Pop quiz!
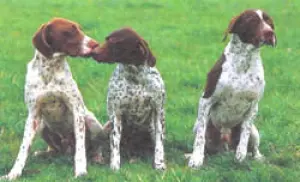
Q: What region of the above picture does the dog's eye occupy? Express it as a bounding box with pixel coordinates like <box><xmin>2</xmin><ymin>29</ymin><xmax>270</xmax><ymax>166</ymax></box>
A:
<box><xmin>62</xmin><ymin>31</ymin><xmax>72</xmax><ymax>37</ymax></box>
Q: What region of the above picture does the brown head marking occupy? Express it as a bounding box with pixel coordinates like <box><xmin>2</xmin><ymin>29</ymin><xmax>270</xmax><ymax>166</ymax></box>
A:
<box><xmin>223</xmin><ymin>9</ymin><xmax>276</xmax><ymax>47</ymax></box>
<box><xmin>32</xmin><ymin>18</ymin><xmax>99</xmax><ymax>58</ymax></box>
<box><xmin>91</xmin><ymin>27</ymin><xmax>156</xmax><ymax>67</ymax></box>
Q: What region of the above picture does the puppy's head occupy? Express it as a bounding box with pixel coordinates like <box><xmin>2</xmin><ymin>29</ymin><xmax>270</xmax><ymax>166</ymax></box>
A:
<box><xmin>33</xmin><ymin>18</ymin><xmax>99</xmax><ymax>58</ymax></box>
<box><xmin>223</xmin><ymin>9</ymin><xmax>276</xmax><ymax>47</ymax></box>
<box><xmin>91</xmin><ymin>27</ymin><xmax>156</xmax><ymax>67</ymax></box>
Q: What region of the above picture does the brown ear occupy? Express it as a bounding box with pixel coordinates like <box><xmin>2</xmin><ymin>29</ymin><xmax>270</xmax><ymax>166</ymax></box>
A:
<box><xmin>139</xmin><ymin>40</ymin><xmax>156</xmax><ymax>67</ymax></box>
<box><xmin>32</xmin><ymin>24</ymin><xmax>53</xmax><ymax>58</ymax></box>
<box><xmin>222</xmin><ymin>16</ymin><xmax>238</xmax><ymax>42</ymax></box>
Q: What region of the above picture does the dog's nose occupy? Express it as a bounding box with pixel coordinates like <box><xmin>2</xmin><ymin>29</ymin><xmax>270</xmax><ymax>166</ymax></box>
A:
<box><xmin>88</xmin><ymin>39</ymin><xmax>99</xmax><ymax>49</ymax></box>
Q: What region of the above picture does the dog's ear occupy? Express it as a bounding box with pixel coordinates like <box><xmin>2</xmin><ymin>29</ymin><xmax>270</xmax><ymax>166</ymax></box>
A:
<box><xmin>139</xmin><ymin>40</ymin><xmax>156</xmax><ymax>67</ymax></box>
<box><xmin>32</xmin><ymin>23</ymin><xmax>53</xmax><ymax>58</ymax></box>
<box><xmin>222</xmin><ymin>16</ymin><xmax>238</xmax><ymax>42</ymax></box>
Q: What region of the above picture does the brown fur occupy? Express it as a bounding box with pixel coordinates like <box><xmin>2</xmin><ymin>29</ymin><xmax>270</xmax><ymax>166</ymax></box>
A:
<box><xmin>223</xmin><ymin>9</ymin><xmax>275</xmax><ymax>47</ymax></box>
<box><xmin>203</xmin><ymin>54</ymin><xmax>226</xmax><ymax>98</ymax></box>
<box><xmin>41</xmin><ymin>122</ymin><xmax>111</xmax><ymax>156</ymax></box>
<box><xmin>91</xmin><ymin>27</ymin><xmax>156</xmax><ymax>67</ymax></box>
<box><xmin>205</xmin><ymin>122</ymin><xmax>254</xmax><ymax>154</ymax></box>
<box><xmin>33</xmin><ymin>18</ymin><xmax>98</xmax><ymax>58</ymax></box>
<box><xmin>120</xmin><ymin>123</ymin><xmax>154</xmax><ymax>158</ymax></box>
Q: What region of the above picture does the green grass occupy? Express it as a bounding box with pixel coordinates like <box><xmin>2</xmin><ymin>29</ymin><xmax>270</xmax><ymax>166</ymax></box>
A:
<box><xmin>0</xmin><ymin>0</ymin><xmax>300</xmax><ymax>181</ymax></box>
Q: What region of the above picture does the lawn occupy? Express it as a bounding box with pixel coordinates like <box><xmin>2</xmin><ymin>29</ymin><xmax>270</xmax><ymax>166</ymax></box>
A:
<box><xmin>0</xmin><ymin>0</ymin><xmax>299</xmax><ymax>181</ymax></box>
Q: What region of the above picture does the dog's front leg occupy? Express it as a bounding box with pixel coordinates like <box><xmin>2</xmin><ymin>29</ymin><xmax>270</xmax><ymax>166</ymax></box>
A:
<box><xmin>235</xmin><ymin>104</ymin><xmax>258</xmax><ymax>162</ymax></box>
<box><xmin>73</xmin><ymin>110</ymin><xmax>87</xmax><ymax>177</ymax></box>
<box><xmin>1</xmin><ymin>113</ymin><xmax>39</xmax><ymax>180</ymax></box>
<box><xmin>110</xmin><ymin>113</ymin><xmax>122</xmax><ymax>171</ymax></box>
<box><xmin>153</xmin><ymin>102</ymin><xmax>166</xmax><ymax>170</ymax></box>
<box><xmin>188</xmin><ymin>97</ymin><xmax>212</xmax><ymax>169</ymax></box>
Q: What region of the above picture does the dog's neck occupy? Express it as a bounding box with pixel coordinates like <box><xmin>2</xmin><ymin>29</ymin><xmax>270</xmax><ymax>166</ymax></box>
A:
<box><xmin>33</xmin><ymin>50</ymin><xmax>70</xmax><ymax>84</ymax></box>
<box><xmin>224</xmin><ymin>34</ymin><xmax>261</xmax><ymax>73</ymax></box>
<box><xmin>117</xmin><ymin>63</ymin><xmax>150</xmax><ymax>84</ymax></box>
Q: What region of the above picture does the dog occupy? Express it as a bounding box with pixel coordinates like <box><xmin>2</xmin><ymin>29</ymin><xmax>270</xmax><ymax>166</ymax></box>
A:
<box><xmin>188</xmin><ymin>9</ymin><xmax>276</xmax><ymax>168</ymax></box>
<box><xmin>1</xmin><ymin>18</ymin><xmax>111</xmax><ymax>180</ymax></box>
<box><xmin>91</xmin><ymin>27</ymin><xmax>166</xmax><ymax>170</ymax></box>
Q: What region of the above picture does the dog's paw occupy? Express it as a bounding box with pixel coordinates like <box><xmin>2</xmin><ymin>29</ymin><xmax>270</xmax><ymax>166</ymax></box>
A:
<box><xmin>154</xmin><ymin>162</ymin><xmax>166</xmax><ymax>171</ymax></box>
<box><xmin>188</xmin><ymin>154</ymin><xmax>204</xmax><ymax>169</ymax></box>
<box><xmin>0</xmin><ymin>175</ymin><xmax>8</xmax><ymax>181</ymax></box>
<box><xmin>253</xmin><ymin>153</ymin><xmax>265</xmax><ymax>162</ymax></box>
<box><xmin>74</xmin><ymin>170</ymin><xmax>87</xmax><ymax>178</ymax></box>
<box><xmin>110</xmin><ymin>163</ymin><xmax>120</xmax><ymax>171</ymax></box>
<box><xmin>0</xmin><ymin>172</ymin><xmax>21</xmax><ymax>181</ymax></box>
<box><xmin>235</xmin><ymin>151</ymin><xmax>247</xmax><ymax>163</ymax></box>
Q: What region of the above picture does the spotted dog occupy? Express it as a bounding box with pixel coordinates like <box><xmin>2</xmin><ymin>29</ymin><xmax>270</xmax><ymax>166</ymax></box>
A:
<box><xmin>0</xmin><ymin>18</ymin><xmax>111</xmax><ymax>180</ymax></box>
<box><xmin>91</xmin><ymin>27</ymin><xmax>166</xmax><ymax>170</ymax></box>
<box><xmin>188</xmin><ymin>9</ymin><xmax>276</xmax><ymax>168</ymax></box>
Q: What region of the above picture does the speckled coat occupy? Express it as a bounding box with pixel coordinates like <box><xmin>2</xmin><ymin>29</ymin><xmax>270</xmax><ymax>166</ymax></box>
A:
<box><xmin>188</xmin><ymin>9</ymin><xmax>276</xmax><ymax>168</ymax></box>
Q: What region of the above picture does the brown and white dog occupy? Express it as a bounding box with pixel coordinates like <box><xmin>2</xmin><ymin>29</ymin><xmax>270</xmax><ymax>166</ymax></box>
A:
<box><xmin>91</xmin><ymin>28</ymin><xmax>166</xmax><ymax>170</ymax></box>
<box><xmin>188</xmin><ymin>9</ymin><xmax>276</xmax><ymax>168</ymax></box>
<box><xmin>1</xmin><ymin>18</ymin><xmax>111</xmax><ymax>180</ymax></box>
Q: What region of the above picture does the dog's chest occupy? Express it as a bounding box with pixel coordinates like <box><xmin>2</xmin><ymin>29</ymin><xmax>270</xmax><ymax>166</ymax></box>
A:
<box><xmin>108</xmin><ymin>66</ymin><xmax>164</xmax><ymax>127</ymax></box>
<box><xmin>210</xmin><ymin>55</ymin><xmax>265</xmax><ymax>127</ymax></box>
<box><xmin>26</xmin><ymin>57</ymin><xmax>75</xmax><ymax>134</ymax></box>
<box><xmin>111</xmin><ymin>84</ymin><xmax>154</xmax><ymax>126</ymax></box>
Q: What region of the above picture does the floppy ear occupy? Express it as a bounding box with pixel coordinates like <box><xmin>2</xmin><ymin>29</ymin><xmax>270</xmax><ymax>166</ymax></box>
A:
<box><xmin>139</xmin><ymin>40</ymin><xmax>156</xmax><ymax>67</ymax></box>
<box><xmin>222</xmin><ymin>16</ymin><xmax>238</xmax><ymax>42</ymax></box>
<box><xmin>32</xmin><ymin>24</ymin><xmax>53</xmax><ymax>58</ymax></box>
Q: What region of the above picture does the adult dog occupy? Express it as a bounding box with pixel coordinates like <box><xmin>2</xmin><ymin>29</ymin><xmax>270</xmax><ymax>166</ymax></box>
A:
<box><xmin>91</xmin><ymin>27</ymin><xmax>166</xmax><ymax>170</ymax></box>
<box><xmin>188</xmin><ymin>9</ymin><xmax>276</xmax><ymax>168</ymax></box>
<box><xmin>1</xmin><ymin>18</ymin><xmax>111</xmax><ymax>180</ymax></box>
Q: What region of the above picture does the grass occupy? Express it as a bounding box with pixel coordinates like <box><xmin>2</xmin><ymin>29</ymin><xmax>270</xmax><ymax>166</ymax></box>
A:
<box><xmin>0</xmin><ymin>0</ymin><xmax>300</xmax><ymax>181</ymax></box>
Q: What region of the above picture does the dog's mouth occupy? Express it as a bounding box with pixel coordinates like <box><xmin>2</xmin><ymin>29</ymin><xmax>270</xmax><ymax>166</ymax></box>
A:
<box><xmin>261</xmin><ymin>32</ymin><xmax>277</xmax><ymax>47</ymax></box>
<box><xmin>90</xmin><ymin>46</ymin><xmax>115</xmax><ymax>63</ymax></box>
<box><xmin>74</xmin><ymin>39</ymin><xmax>100</xmax><ymax>58</ymax></box>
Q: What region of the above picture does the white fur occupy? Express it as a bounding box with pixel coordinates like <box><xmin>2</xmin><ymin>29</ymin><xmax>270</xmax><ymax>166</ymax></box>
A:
<box><xmin>189</xmin><ymin>35</ymin><xmax>265</xmax><ymax>168</ymax></box>
<box><xmin>0</xmin><ymin>50</ymin><xmax>104</xmax><ymax>180</ymax></box>
<box><xmin>108</xmin><ymin>64</ymin><xmax>166</xmax><ymax>170</ymax></box>
<box><xmin>81</xmin><ymin>36</ymin><xmax>92</xmax><ymax>55</ymax></box>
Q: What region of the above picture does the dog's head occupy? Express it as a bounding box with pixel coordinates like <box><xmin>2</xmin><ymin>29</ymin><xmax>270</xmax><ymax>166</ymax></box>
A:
<box><xmin>32</xmin><ymin>18</ymin><xmax>99</xmax><ymax>58</ymax></box>
<box><xmin>223</xmin><ymin>9</ymin><xmax>276</xmax><ymax>47</ymax></box>
<box><xmin>91</xmin><ymin>27</ymin><xmax>156</xmax><ymax>67</ymax></box>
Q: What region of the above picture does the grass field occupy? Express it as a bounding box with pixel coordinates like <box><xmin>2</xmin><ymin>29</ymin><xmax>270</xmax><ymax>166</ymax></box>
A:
<box><xmin>0</xmin><ymin>0</ymin><xmax>300</xmax><ymax>181</ymax></box>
